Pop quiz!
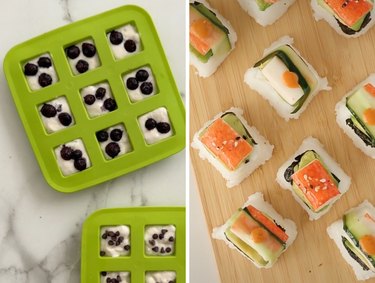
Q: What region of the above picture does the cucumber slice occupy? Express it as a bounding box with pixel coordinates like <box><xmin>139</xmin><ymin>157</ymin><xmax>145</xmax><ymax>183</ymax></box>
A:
<box><xmin>256</xmin><ymin>0</ymin><xmax>273</xmax><ymax>11</ymax></box>
<box><xmin>342</xmin><ymin>236</ymin><xmax>372</xmax><ymax>271</ymax></box>
<box><xmin>189</xmin><ymin>44</ymin><xmax>213</xmax><ymax>63</ymax></box>
<box><xmin>221</xmin><ymin>112</ymin><xmax>257</xmax><ymax>146</ymax></box>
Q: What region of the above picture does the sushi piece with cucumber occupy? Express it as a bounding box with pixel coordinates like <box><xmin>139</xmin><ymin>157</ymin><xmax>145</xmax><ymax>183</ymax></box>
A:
<box><xmin>237</xmin><ymin>0</ymin><xmax>296</xmax><ymax>26</ymax></box>
<box><xmin>212</xmin><ymin>192</ymin><xmax>297</xmax><ymax>268</ymax></box>
<box><xmin>189</xmin><ymin>0</ymin><xmax>237</xmax><ymax>78</ymax></box>
<box><xmin>276</xmin><ymin>137</ymin><xmax>351</xmax><ymax>220</ymax></box>
<box><xmin>311</xmin><ymin>0</ymin><xmax>375</xmax><ymax>38</ymax></box>
<box><xmin>244</xmin><ymin>36</ymin><xmax>330</xmax><ymax>121</ymax></box>
<box><xmin>327</xmin><ymin>200</ymin><xmax>375</xmax><ymax>280</ymax></box>
<box><xmin>336</xmin><ymin>74</ymin><xmax>375</xmax><ymax>159</ymax></box>
<box><xmin>191</xmin><ymin>107</ymin><xmax>273</xmax><ymax>188</ymax></box>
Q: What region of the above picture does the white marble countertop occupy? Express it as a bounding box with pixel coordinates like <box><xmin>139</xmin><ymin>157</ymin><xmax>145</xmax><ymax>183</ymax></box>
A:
<box><xmin>0</xmin><ymin>1</ymin><xmax>185</xmax><ymax>282</ymax></box>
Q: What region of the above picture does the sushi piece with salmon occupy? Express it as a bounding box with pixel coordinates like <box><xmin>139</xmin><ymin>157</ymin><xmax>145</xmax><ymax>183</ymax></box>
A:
<box><xmin>244</xmin><ymin>36</ymin><xmax>330</xmax><ymax>121</ymax></box>
<box><xmin>237</xmin><ymin>0</ymin><xmax>296</xmax><ymax>26</ymax></box>
<box><xmin>311</xmin><ymin>0</ymin><xmax>375</xmax><ymax>37</ymax></box>
<box><xmin>189</xmin><ymin>0</ymin><xmax>237</xmax><ymax>78</ymax></box>
<box><xmin>212</xmin><ymin>192</ymin><xmax>297</xmax><ymax>268</ymax></box>
<box><xmin>327</xmin><ymin>200</ymin><xmax>375</xmax><ymax>280</ymax></box>
<box><xmin>336</xmin><ymin>74</ymin><xmax>375</xmax><ymax>158</ymax></box>
<box><xmin>276</xmin><ymin>137</ymin><xmax>351</xmax><ymax>220</ymax></box>
<box><xmin>191</xmin><ymin>107</ymin><xmax>273</xmax><ymax>188</ymax></box>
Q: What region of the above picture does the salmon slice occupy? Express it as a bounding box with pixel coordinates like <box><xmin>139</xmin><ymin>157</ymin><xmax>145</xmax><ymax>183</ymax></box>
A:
<box><xmin>364</xmin><ymin>83</ymin><xmax>375</xmax><ymax>97</ymax></box>
<box><xmin>325</xmin><ymin>0</ymin><xmax>373</xmax><ymax>27</ymax></box>
<box><xmin>200</xmin><ymin>118</ymin><xmax>253</xmax><ymax>170</ymax></box>
<box><xmin>246</xmin><ymin>205</ymin><xmax>288</xmax><ymax>243</ymax></box>
<box><xmin>292</xmin><ymin>159</ymin><xmax>340</xmax><ymax>211</ymax></box>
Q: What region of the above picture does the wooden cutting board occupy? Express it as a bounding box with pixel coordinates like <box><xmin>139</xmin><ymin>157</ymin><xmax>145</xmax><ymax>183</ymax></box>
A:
<box><xmin>190</xmin><ymin>1</ymin><xmax>375</xmax><ymax>282</ymax></box>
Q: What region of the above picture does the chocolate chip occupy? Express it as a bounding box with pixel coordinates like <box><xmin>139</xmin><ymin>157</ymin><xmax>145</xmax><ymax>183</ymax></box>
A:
<box><xmin>140</xmin><ymin>82</ymin><xmax>153</xmax><ymax>95</ymax></box>
<box><xmin>108</xmin><ymin>240</ymin><xmax>114</xmax><ymax>246</ymax></box>
<box><xmin>168</xmin><ymin>236</ymin><xmax>174</xmax><ymax>242</ymax></box>
<box><xmin>152</xmin><ymin>233</ymin><xmax>158</xmax><ymax>239</ymax></box>
<box><xmin>145</xmin><ymin>118</ymin><xmax>157</xmax><ymax>130</ymax></box>
<box><xmin>58</xmin><ymin>112</ymin><xmax>72</xmax><ymax>126</ymax></box>
<box><xmin>124</xmin><ymin>40</ymin><xmax>136</xmax><ymax>52</ymax></box>
<box><xmin>37</xmin><ymin>57</ymin><xmax>52</xmax><ymax>68</ymax></box>
<box><xmin>66</xmin><ymin>45</ymin><xmax>80</xmax><ymax>59</ymax></box>
<box><xmin>102</xmin><ymin>232</ymin><xmax>108</xmax><ymax>239</ymax></box>
<box><xmin>126</xmin><ymin>77</ymin><xmax>138</xmax><ymax>90</ymax></box>
<box><xmin>135</xmin><ymin>69</ymin><xmax>149</xmax><ymax>82</ymax></box>
<box><xmin>96</xmin><ymin>130</ymin><xmax>109</xmax><ymax>142</ymax></box>
<box><xmin>74</xmin><ymin>157</ymin><xmax>87</xmax><ymax>171</ymax></box>
<box><xmin>101</xmin><ymin>271</ymin><xmax>107</xmax><ymax>276</ymax></box>
<box><xmin>160</xmin><ymin>247</ymin><xmax>165</xmax><ymax>254</ymax></box>
<box><xmin>109</xmin><ymin>30</ymin><xmax>123</xmax><ymax>45</ymax></box>
<box><xmin>152</xmin><ymin>246</ymin><xmax>159</xmax><ymax>252</ymax></box>
<box><xmin>41</xmin><ymin>104</ymin><xmax>57</xmax><ymax>118</ymax></box>
<box><xmin>105</xmin><ymin>142</ymin><xmax>121</xmax><ymax>158</ymax></box>
<box><xmin>159</xmin><ymin>234</ymin><xmax>164</xmax><ymax>240</ymax></box>
<box><xmin>166</xmin><ymin>247</ymin><xmax>172</xmax><ymax>253</ymax></box>
<box><xmin>71</xmin><ymin>150</ymin><xmax>82</xmax><ymax>160</ymax></box>
<box><xmin>95</xmin><ymin>87</ymin><xmax>106</xmax><ymax>100</ymax></box>
<box><xmin>84</xmin><ymin>94</ymin><xmax>96</xmax><ymax>105</ymax></box>
<box><xmin>103</xmin><ymin>98</ymin><xmax>117</xmax><ymax>112</ymax></box>
<box><xmin>24</xmin><ymin>63</ymin><xmax>38</xmax><ymax>76</ymax></box>
<box><xmin>60</xmin><ymin>146</ymin><xmax>73</xmax><ymax>160</ymax></box>
<box><xmin>156</xmin><ymin>122</ymin><xmax>171</xmax><ymax>134</ymax></box>
<box><xmin>38</xmin><ymin>73</ymin><xmax>52</xmax><ymax>87</ymax></box>
<box><xmin>149</xmin><ymin>239</ymin><xmax>155</xmax><ymax>246</ymax></box>
<box><xmin>124</xmin><ymin>245</ymin><xmax>130</xmax><ymax>251</ymax></box>
<box><xmin>76</xmin><ymin>60</ymin><xmax>89</xmax><ymax>73</ymax></box>
<box><xmin>82</xmin><ymin>42</ymin><xmax>96</xmax><ymax>58</ymax></box>
<box><xmin>100</xmin><ymin>251</ymin><xmax>105</xmax><ymax>256</ymax></box>
<box><xmin>110</xmin><ymin>129</ymin><xmax>123</xmax><ymax>141</ymax></box>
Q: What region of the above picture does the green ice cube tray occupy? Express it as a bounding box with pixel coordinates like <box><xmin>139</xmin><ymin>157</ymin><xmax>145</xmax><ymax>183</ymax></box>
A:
<box><xmin>81</xmin><ymin>207</ymin><xmax>186</xmax><ymax>283</ymax></box>
<box><xmin>3</xmin><ymin>5</ymin><xmax>185</xmax><ymax>193</ymax></box>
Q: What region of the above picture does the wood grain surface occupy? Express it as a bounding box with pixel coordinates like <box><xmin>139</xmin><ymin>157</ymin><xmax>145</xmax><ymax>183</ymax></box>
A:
<box><xmin>189</xmin><ymin>1</ymin><xmax>375</xmax><ymax>282</ymax></box>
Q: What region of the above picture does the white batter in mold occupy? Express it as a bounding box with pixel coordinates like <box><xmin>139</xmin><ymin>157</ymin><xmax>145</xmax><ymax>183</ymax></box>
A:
<box><xmin>54</xmin><ymin>139</ymin><xmax>91</xmax><ymax>176</ymax></box>
<box><xmin>138</xmin><ymin>107</ymin><xmax>173</xmax><ymax>145</ymax></box>
<box><xmin>96</xmin><ymin>124</ymin><xmax>132</xmax><ymax>160</ymax></box>
<box><xmin>107</xmin><ymin>24</ymin><xmax>141</xmax><ymax>60</ymax></box>
<box><xmin>65</xmin><ymin>39</ymin><xmax>101</xmax><ymax>75</ymax></box>
<box><xmin>123</xmin><ymin>66</ymin><xmax>157</xmax><ymax>102</ymax></box>
<box><xmin>144</xmin><ymin>225</ymin><xmax>175</xmax><ymax>256</ymax></box>
<box><xmin>100</xmin><ymin>271</ymin><xmax>130</xmax><ymax>283</ymax></box>
<box><xmin>80</xmin><ymin>82</ymin><xmax>117</xmax><ymax>118</ymax></box>
<box><xmin>23</xmin><ymin>53</ymin><xmax>58</xmax><ymax>91</ymax></box>
<box><xmin>100</xmin><ymin>226</ymin><xmax>131</xmax><ymax>257</ymax></box>
<box><xmin>38</xmin><ymin>96</ymin><xmax>74</xmax><ymax>133</ymax></box>
<box><xmin>145</xmin><ymin>271</ymin><xmax>176</xmax><ymax>283</ymax></box>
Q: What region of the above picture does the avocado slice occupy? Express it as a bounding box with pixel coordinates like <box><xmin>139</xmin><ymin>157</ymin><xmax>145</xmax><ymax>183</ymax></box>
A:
<box><xmin>256</xmin><ymin>0</ymin><xmax>273</xmax><ymax>11</ymax></box>
<box><xmin>221</xmin><ymin>112</ymin><xmax>257</xmax><ymax>146</ymax></box>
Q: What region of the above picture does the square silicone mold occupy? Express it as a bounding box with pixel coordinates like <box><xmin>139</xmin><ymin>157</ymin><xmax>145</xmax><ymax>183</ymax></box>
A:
<box><xmin>81</xmin><ymin>207</ymin><xmax>185</xmax><ymax>283</ymax></box>
<box><xmin>3</xmin><ymin>5</ymin><xmax>185</xmax><ymax>193</ymax></box>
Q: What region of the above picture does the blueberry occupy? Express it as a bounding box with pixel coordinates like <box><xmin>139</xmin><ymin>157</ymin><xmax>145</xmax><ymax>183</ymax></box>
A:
<box><xmin>58</xmin><ymin>112</ymin><xmax>72</xmax><ymax>126</ymax></box>
<box><xmin>110</xmin><ymin>129</ymin><xmax>123</xmax><ymax>141</ymax></box>
<box><xmin>100</xmin><ymin>272</ymin><xmax>107</xmax><ymax>277</ymax></box>
<box><xmin>71</xmin><ymin>150</ymin><xmax>83</xmax><ymax>160</ymax></box>
<box><xmin>103</xmin><ymin>98</ymin><xmax>117</xmax><ymax>112</ymax></box>
<box><xmin>95</xmin><ymin>87</ymin><xmax>106</xmax><ymax>100</ymax></box>
<box><xmin>82</xmin><ymin>42</ymin><xmax>96</xmax><ymax>58</ymax></box>
<box><xmin>124</xmin><ymin>39</ymin><xmax>136</xmax><ymax>53</ymax></box>
<box><xmin>66</xmin><ymin>45</ymin><xmax>80</xmax><ymax>59</ymax></box>
<box><xmin>109</xmin><ymin>30</ymin><xmax>123</xmax><ymax>45</ymax></box>
<box><xmin>96</xmin><ymin>130</ymin><xmax>109</xmax><ymax>142</ymax></box>
<box><xmin>156</xmin><ymin>122</ymin><xmax>171</xmax><ymax>134</ymax></box>
<box><xmin>105</xmin><ymin>142</ymin><xmax>120</xmax><ymax>158</ymax></box>
<box><xmin>76</xmin><ymin>60</ymin><xmax>89</xmax><ymax>73</ymax></box>
<box><xmin>140</xmin><ymin>82</ymin><xmax>153</xmax><ymax>95</ymax></box>
<box><xmin>135</xmin><ymin>69</ymin><xmax>149</xmax><ymax>82</ymax></box>
<box><xmin>37</xmin><ymin>57</ymin><xmax>52</xmax><ymax>68</ymax></box>
<box><xmin>24</xmin><ymin>63</ymin><xmax>38</xmax><ymax>76</ymax></box>
<box><xmin>60</xmin><ymin>146</ymin><xmax>73</xmax><ymax>160</ymax></box>
<box><xmin>38</xmin><ymin>73</ymin><xmax>53</xmax><ymax>87</ymax></box>
<box><xmin>126</xmin><ymin>77</ymin><xmax>138</xmax><ymax>90</ymax></box>
<box><xmin>145</xmin><ymin>118</ymin><xmax>157</xmax><ymax>130</ymax></box>
<box><xmin>74</xmin><ymin>157</ymin><xmax>87</xmax><ymax>171</ymax></box>
<box><xmin>84</xmin><ymin>94</ymin><xmax>95</xmax><ymax>105</ymax></box>
<box><xmin>41</xmin><ymin>104</ymin><xmax>57</xmax><ymax>118</ymax></box>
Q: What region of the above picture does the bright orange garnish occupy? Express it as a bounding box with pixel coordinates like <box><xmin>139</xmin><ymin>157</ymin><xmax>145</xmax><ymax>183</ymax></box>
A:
<box><xmin>282</xmin><ymin>71</ymin><xmax>300</xmax><ymax>88</ymax></box>
<box><xmin>360</xmin><ymin>235</ymin><xmax>375</xmax><ymax>255</ymax></box>
<box><xmin>251</xmin><ymin>227</ymin><xmax>268</xmax><ymax>243</ymax></box>
<box><xmin>364</xmin><ymin>83</ymin><xmax>375</xmax><ymax>97</ymax></box>
<box><xmin>363</xmin><ymin>108</ymin><xmax>375</xmax><ymax>125</ymax></box>
<box><xmin>190</xmin><ymin>19</ymin><xmax>214</xmax><ymax>56</ymax></box>
<box><xmin>191</xmin><ymin>19</ymin><xmax>213</xmax><ymax>38</ymax></box>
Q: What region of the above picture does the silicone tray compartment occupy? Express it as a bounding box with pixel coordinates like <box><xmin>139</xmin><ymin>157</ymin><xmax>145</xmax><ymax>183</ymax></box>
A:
<box><xmin>81</xmin><ymin>207</ymin><xmax>186</xmax><ymax>283</ymax></box>
<box><xmin>3</xmin><ymin>5</ymin><xmax>185</xmax><ymax>193</ymax></box>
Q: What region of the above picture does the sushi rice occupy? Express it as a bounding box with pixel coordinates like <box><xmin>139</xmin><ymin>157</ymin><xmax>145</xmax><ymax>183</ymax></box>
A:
<box><xmin>212</xmin><ymin>192</ymin><xmax>298</xmax><ymax>268</ymax></box>
<box><xmin>244</xmin><ymin>36</ymin><xmax>331</xmax><ymax>121</ymax></box>
<box><xmin>336</xmin><ymin>74</ymin><xmax>375</xmax><ymax>159</ymax></box>
<box><xmin>276</xmin><ymin>137</ymin><xmax>351</xmax><ymax>220</ymax></box>
<box><xmin>311</xmin><ymin>0</ymin><xmax>375</xmax><ymax>38</ymax></box>
<box><xmin>191</xmin><ymin>107</ymin><xmax>273</xmax><ymax>188</ymax></box>
<box><xmin>237</xmin><ymin>0</ymin><xmax>296</xmax><ymax>26</ymax></box>
<box><xmin>189</xmin><ymin>0</ymin><xmax>237</xmax><ymax>78</ymax></box>
<box><xmin>327</xmin><ymin>200</ymin><xmax>375</xmax><ymax>281</ymax></box>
